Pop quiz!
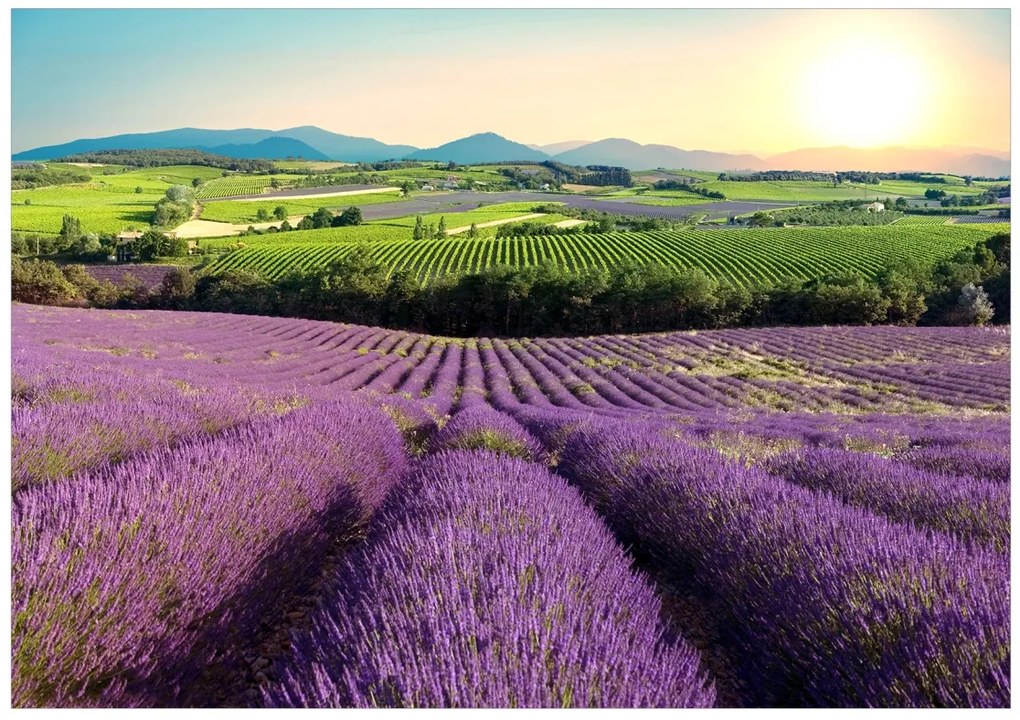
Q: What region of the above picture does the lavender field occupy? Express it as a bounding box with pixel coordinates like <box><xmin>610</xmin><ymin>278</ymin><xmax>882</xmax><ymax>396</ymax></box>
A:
<box><xmin>11</xmin><ymin>303</ymin><xmax>1010</xmax><ymax>708</ymax></box>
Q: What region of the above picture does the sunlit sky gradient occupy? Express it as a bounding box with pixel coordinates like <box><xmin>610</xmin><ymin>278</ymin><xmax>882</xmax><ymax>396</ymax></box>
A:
<box><xmin>11</xmin><ymin>8</ymin><xmax>1010</xmax><ymax>155</ymax></box>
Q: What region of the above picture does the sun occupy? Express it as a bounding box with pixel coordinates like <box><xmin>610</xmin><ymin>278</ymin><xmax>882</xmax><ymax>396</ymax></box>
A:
<box><xmin>798</xmin><ymin>42</ymin><xmax>929</xmax><ymax>148</ymax></box>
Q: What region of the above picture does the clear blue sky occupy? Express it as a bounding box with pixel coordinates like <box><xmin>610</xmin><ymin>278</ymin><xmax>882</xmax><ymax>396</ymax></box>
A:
<box><xmin>11</xmin><ymin>8</ymin><xmax>1011</xmax><ymax>154</ymax></box>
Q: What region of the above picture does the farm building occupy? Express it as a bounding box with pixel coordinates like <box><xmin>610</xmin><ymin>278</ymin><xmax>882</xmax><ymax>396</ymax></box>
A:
<box><xmin>861</xmin><ymin>201</ymin><xmax>886</xmax><ymax>212</ymax></box>
<box><xmin>115</xmin><ymin>230</ymin><xmax>144</xmax><ymax>262</ymax></box>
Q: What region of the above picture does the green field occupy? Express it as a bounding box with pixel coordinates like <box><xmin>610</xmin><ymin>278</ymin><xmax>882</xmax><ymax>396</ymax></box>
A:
<box><xmin>643</xmin><ymin>170</ymin><xmax>994</xmax><ymax>203</ymax></box>
<box><xmin>197</xmin><ymin>223</ymin><xmax>414</xmax><ymax>251</ymax></box>
<box><xmin>12</xmin><ymin>165</ymin><xmax>228</xmax><ymax>235</ymax></box>
<box><xmin>194</xmin><ymin>174</ymin><xmax>308</xmax><ymax>199</ymax></box>
<box><xmin>199</xmin><ymin>190</ymin><xmax>407</xmax><ymax>223</ymax></box>
<box><xmin>374</xmin><ymin>202</ymin><xmax>558</xmax><ymax>230</ymax></box>
<box><xmin>892</xmin><ymin>215</ymin><xmax>953</xmax><ymax>226</ymax></box>
<box><xmin>204</xmin><ymin>223</ymin><xmax>1001</xmax><ymax>285</ymax></box>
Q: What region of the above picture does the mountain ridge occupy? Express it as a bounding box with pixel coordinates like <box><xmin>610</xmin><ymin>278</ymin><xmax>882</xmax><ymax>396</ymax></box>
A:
<box><xmin>405</xmin><ymin>132</ymin><xmax>550</xmax><ymax>163</ymax></box>
<box><xmin>12</xmin><ymin>126</ymin><xmax>1010</xmax><ymax>176</ymax></box>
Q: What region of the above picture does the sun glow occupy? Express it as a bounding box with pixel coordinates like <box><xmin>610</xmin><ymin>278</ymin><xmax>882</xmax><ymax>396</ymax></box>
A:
<box><xmin>798</xmin><ymin>39</ymin><xmax>931</xmax><ymax>148</ymax></box>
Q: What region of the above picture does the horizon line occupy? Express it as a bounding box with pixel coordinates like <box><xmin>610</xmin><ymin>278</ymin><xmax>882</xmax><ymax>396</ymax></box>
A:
<box><xmin>11</xmin><ymin>125</ymin><xmax>1012</xmax><ymax>159</ymax></box>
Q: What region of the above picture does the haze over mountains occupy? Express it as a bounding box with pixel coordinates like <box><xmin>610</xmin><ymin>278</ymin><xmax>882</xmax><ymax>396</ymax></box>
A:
<box><xmin>12</xmin><ymin>126</ymin><xmax>1010</xmax><ymax>176</ymax></box>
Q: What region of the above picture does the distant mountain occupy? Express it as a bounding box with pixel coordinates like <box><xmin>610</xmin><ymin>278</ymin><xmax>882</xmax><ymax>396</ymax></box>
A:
<box><xmin>201</xmin><ymin>136</ymin><xmax>330</xmax><ymax>161</ymax></box>
<box><xmin>405</xmin><ymin>132</ymin><xmax>551</xmax><ymax>163</ymax></box>
<box><xmin>764</xmin><ymin>146</ymin><xmax>1011</xmax><ymax>178</ymax></box>
<box><xmin>529</xmin><ymin>140</ymin><xmax>592</xmax><ymax>155</ymax></box>
<box><xmin>273</xmin><ymin>126</ymin><xmax>417</xmax><ymax>162</ymax></box>
<box><xmin>13</xmin><ymin>127</ymin><xmax>274</xmax><ymax>161</ymax></box>
<box><xmin>554</xmin><ymin>138</ymin><xmax>767</xmax><ymax>172</ymax></box>
<box><xmin>13</xmin><ymin>127</ymin><xmax>1011</xmax><ymax>176</ymax></box>
<box><xmin>13</xmin><ymin>126</ymin><xmax>418</xmax><ymax>162</ymax></box>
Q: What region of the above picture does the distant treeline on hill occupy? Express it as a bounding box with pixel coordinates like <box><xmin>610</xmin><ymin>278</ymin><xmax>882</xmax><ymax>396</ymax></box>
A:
<box><xmin>12</xmin><ymin>165</ymin><xmax>91</xmax><ymax>190</ymax></box>
<box><xmin>13</xmin><ymin>233</ymin><xmax>1009</xmax><ymax>337</ymax></box>
<box><xmin>493</xmin><ymin>160</ymin><xmax>633</xmax><ymax>188</ymax></box>
<box><xmin>57</xmin><ymin>149</ymin><xmax>279</xmax><ymax>173</ymax></box>
<box><xmin>717</xmin><ymin>170</ymin><xmax>989</xmax><ymax>185</ymax></box>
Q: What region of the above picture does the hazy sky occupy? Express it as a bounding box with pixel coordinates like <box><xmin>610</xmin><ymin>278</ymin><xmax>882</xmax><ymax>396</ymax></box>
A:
<box><xmin>11</xmin><ymin>8</ymin><xmax>1010</xmax><ymax>155</ymax></box>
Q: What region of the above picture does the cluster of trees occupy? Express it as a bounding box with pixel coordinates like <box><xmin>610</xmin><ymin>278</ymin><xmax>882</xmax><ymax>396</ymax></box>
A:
<box><xmin>413</xmin><ymin>215</ymin><xmax>448</xmax><ymax>240</ymax></box>
<box><xmin>254</xmin><ymin>206</ymin><xmax>290</xmax><ymax>223</ymax></box>
<box><xmin>497</xmin><ymin>166</ymin><xmax>562</xmax><ymax>190</ymax></box>
<box><xmin>122</xmin><ymin>230</ymin><xmax>189</xmax><ymax>260</ymax></box>
<box><xmin>58</xmin><ymin>149</ymin><xmax>277</xmax><ymax>172</ymax></box>
<box><xmin>491</xmin><ymin>161</ymin><xmax>633</xmax><ymax>190</ymax></box>
<box><xmin>17</xmin><ymin>233</ymin><xmax>1006</xmax><ymax>338</ymax></box>
<box><xmin>575</xmin><ymin>166</ymin><xmax>632</xmax><ymax>187</ymax></box>
<box><xmin>718</xmin><ymin>171</ymin><xmax>950</xmax><ymax>185</ymax></box>
<box><xmin>904</xmin><ymin>207</ymin><xmax>981</xmax><ymax>217</ymax></box>
<box><xmin>294</xmin><ymin>172</ymin><xmax>397</xmax><ymax>189</ymax></box>
<box><xmin>653</xmin><ymin>179</ymin><xmax>725</xmax><ymax>199</ymax></box>
<box><xmin>352</xmin><ymin>161</ymin><xmax>427</xmax><ymax>172</ymax></box>
<box><xmin>12</xmin><ymin>257</ymin><xmax>195</xmax><ymax>310</ymax></box>
<box><xmin>152</xmin><ymin>185</ymin><xmax>196</xmax><ymax>227</ymax></box>
<box><xmin>293</xmin><ymin>206</ymin><xmax>363</xmax><ymax>231</ymax></box>
<box><xmin>232</xmin><ymin>206</ymin><xmax>363</xmax><ymax>237</ymax></box>
<box><xmin>12</xmin><ymin>215</ymin><xmax>189</xmax><ymax>261</ymax></box>
<box><xmin>755</xmin><ymin>200</ymin><xmax>904</xmax><ymax>227</ymax></box>
<box><xmin>12</xmin><ymin>165</ymin><xmax>90</xmax><ymax>190</ymax></box>
<box><xmin>494</xmin><ymin>221</ymin><xmax>586</xmax><ymax>238</ymax></box>
<box><xmin>930</xmin><ymin>190</ymin><xmax>1002</xmax><ymax>207</ymax></box>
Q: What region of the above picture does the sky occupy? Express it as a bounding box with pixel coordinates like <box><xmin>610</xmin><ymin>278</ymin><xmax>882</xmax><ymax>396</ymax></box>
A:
<box><xmin>10</xmin><ymin>8</ymin><xmax>1011</xmax><ymax>155</ymax></box>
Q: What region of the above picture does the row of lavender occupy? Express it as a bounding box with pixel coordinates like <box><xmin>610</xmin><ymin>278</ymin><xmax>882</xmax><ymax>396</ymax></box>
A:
<box><xmin>13</xmin><ymin>394</ymin><xmax>722</xmax><ymax>707</ymax></box>
<box><xmin>12</xmin><ymin>305</ymin><xmax>1009</xmax><ymax>497</ymax></box>
<box><xmin>14</xmin><ymin>305</ymin><xmax>1010</xmax><ymax>419</ymax></box>
<box><xmin>257</xmin><ymin>404</ymin><xmax>1008</xmax><ymax>707</ymax></box>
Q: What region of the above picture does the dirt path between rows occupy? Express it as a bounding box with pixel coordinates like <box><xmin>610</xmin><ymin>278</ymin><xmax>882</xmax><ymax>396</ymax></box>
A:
<box><xmin>445</xmin><ymin>213</ymin><xmax>545</xmax><ymax>235</ymax></box>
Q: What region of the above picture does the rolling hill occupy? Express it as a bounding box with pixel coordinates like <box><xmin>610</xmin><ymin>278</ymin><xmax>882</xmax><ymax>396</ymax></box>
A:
<box><xmin>12</xmin><ymin>126</ymin><xmax>1011</xmax><ymax>176</ymax></box>
<box><xmin>404</xmin><ymin>132</ymin><xmax>551</xmax><ymax>163</ymax></box>
<box><xmin>201</xmin><ymin>136</ymin><xmax>330</xmax><ymax>161</ymax></box>
<box><xmin>554</xmin><ymin>138</ymin><xmax>767</xmax><ymax>172</ymax></box>
<box><xmin>13</xmin><ymin>126</ymin><xmax>418</xmax><ymax>163</ymax></box>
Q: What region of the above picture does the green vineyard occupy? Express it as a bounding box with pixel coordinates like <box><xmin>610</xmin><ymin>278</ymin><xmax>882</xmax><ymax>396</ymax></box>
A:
<box><xmin>198</xmin><ymin>191</ymin><xmax>406</xmax><ymax>223</ymax></box>
<box><xmin>892</xmin><ymin>215</ymin><xmax>954</xmax><ymax>226</ymax></box>
<box><xmin>195</xmin><ymin>174</ymin><xmax>306</xmax><ymax>199</ymax></box>
<box><xmin>205</xmin><ymin>223</ymin><xmax>1002</xmax><ymax>285</ymax></box>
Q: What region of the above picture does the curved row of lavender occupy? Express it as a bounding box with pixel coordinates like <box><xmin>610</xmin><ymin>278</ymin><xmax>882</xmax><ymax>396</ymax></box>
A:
<box><xmin>12</xmin><ymin>399</ymin><xmax>408</xmax><ymax>707</ymax></box>
<box><xmin>265</xmin><ymin>449</ymin><xmax>716</xmax><ymax>708</ymax></box>
<box><xmin>765</xmin><ymin>447</ymin><xmax>1009</xmax><ymax>551</ymax></box>
<box><xmin>13</xmin><ymin>305</ymin><xmax>1009</xmax><ymax>420</ymax></box>
<box><xmin>549</xmin><ymin>417</ymin><xmax>1009</xmax><ymax>707</ymax></box>
<box><xmin>428</xmin><ymin>404</ymin><xmax>547</xmax><ymax>462</ymax></box>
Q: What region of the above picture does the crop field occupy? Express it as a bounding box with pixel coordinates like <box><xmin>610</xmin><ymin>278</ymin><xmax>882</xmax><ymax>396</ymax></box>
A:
<box><xmin>194</xmin><ymin>174</ymin><xmax>307</xmax><ymax>199</ymax></box>
<box><xmin>695</xmin><ymin>180</ymin><xmax>910</xmax><ymax>202</ymax></box>
<box><xmin>611</xmin><ymin>193</ymin><xmax>724</xmax><ymax>207</ymax></box>
<box><xmin>199</xmin><ymin>223</ymin><xmax>414</xmax><ymax>253</ymax></box>
<box><xmin>12</xmin><ymin>184</ymin><xmax>165</xmax><ymax>235</ymax></box>
<box><xmin>199</xmin><ymin>191</ymin><xmax>406</xmax><ymax>224</ymax></box>
<box><xmin>11</xmin><ymin>302</ymin><xmax>1009</xmax><ymax>708</ymax></box>
<box><xmin>11</xmin><ymin>165</ymin><xmax>228</xmax><ymax>235</ymax></box>
<box><xmin>893</xmin><ymin>215</ymin><xmax>953</xmax><ymax>225</ymax></box>
<box><xmin>374</xmin><ymin>202</ymin><xmax>565</xmax><ymax>229</ymax></box>
<box><xmin>205</xmin><ymin>223</ymin><xmax>999</xmax><ymax>283</ymax></box>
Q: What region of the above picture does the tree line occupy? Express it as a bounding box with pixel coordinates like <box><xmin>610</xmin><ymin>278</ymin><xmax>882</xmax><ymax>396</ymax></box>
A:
<box><xmin>12</xmin><ymin>165</ymin><xmax>91</xmax><ymax>190</ymax></box>
<box><xmin>653</xmin><ymin>179</ymin><xmax>726</xmax><ymax>199</ymax></box>
<box><xmin>14</xmin><ymin>233</ymin><xmax>1009</xmax><ymax>338</ymax></box>
<box><xmin>57</xmin><ymin>149</ymin><xmax>278</xmax><ymax>172</ymax></box>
